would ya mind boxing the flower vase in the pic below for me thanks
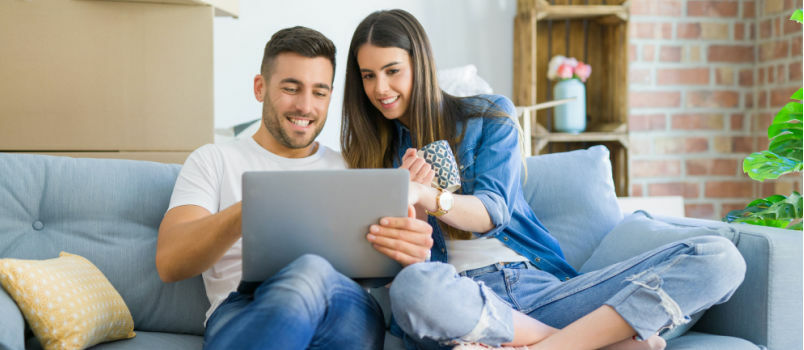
[553,78,586,133]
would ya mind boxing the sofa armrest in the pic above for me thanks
[0,287,25,350]
[655,215,802,349]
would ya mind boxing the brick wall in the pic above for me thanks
[628,0,803,220]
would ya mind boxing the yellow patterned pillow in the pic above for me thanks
[0,252,135,350]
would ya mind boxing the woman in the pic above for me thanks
[342,9,745,350]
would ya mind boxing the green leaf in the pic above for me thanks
[767,123,802,140]
[792,9,804,23]
[769,134,804,161]
[743,151,803,181]
[794,88,803,101]
[724,192,803,230]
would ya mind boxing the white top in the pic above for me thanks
[168,137,346,322]
[446,237,529,274]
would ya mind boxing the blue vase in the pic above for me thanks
[553,78,586,133]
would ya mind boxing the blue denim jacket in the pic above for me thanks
[392,94,579,280]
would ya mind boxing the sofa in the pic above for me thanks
[0,149,801,350]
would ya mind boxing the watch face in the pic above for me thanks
[439,190,454,211]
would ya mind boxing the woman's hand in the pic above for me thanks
[400,148,435,186]
[367,205,434,266]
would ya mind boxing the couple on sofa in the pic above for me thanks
[156,9,745,350]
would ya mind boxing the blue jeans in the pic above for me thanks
[390,236,746,349]
[204,254,385,350]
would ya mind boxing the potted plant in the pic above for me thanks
[723,10,803,230]
[547,55,592,133]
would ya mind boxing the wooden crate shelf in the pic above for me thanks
[514,0,631,195]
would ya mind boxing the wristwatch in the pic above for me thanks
[426,187,454,217]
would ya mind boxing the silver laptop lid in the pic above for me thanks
[241,169,409,282]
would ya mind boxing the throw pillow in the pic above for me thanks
[579,211,738,341]
[0,252,135,350]
[522,145,622,269]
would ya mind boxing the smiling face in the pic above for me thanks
[253,52,333,158]
[356,44,414,125]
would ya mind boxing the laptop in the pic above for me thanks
[241,169,409,285]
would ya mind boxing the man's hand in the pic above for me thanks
[367,205,433,266]
[400,148,435,186]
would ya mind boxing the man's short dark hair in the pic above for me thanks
[260,26,336,81]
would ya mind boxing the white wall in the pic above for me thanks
[213,0,516,150]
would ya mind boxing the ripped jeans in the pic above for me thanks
[389,236,746,349]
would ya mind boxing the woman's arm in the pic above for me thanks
[412,182,494,233]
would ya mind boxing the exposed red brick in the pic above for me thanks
[654,137,685,154]
[760,19,773,39]
[659,46,682,62]
[784,14,802,34]
[745,92,754,108]
[629,114,666,131]
[631,183,644,197]
[657,68,709,85]
[688,1,739,17]
[631,0,683,16]
[756,112,774,132]
[630,91,682,108]
[757,136,770,150]
[629,137,652,155]
[678,23,702,39]
[686,203,715,219]
[793,35,802,56]
[685,137,709,153]
[758,68,766,84]
[771,86,800,107]
[633,22,659,39]
[790,61,802,82]
[735,23,745,40]
[648,182,700,199]
[662,23,673,39]
[629,68,652,84]
[759,41,789,62]
[705,181,754,198]
[738,69,754,86]
[759,90,768,108]
[686,91,740,108]
[768,66,776,83]
[686,158,740,176]
[672,114,725,130]
[632,160,682,178]
[708,45,755,63]
[776,64,787,83]
[716,67,735,85]
[731,114,745,130]
[643,44,656,62]
[722,203,749,216]
[630,44,638,63]
[743,1,756,18]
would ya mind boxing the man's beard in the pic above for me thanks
[262,100,323,150]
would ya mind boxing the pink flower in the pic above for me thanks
[557,64,573,79]
[574,63,592,82]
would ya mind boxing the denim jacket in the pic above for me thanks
[392,94,579,280]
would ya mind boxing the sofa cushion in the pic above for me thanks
[522,145,622,269]
[0,252,136,349]
[0,285,25,350]
[26,331,203,350]
[0,154,209,335]
[580,211,738,273]
[665,331,761,350]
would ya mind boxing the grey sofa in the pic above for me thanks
[0,152,801,350]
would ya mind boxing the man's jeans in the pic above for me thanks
[204,254,385,350]
[390,236,746,348]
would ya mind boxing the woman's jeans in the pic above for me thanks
[390,236,746,348]
[203,254,385,350]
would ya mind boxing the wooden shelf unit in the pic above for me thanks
[514,0,631,196]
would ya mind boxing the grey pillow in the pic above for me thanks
[580,211,738,341]
[523,145,622,270]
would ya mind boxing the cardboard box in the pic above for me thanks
[0,0,214,155]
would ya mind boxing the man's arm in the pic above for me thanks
[156,202,242,283]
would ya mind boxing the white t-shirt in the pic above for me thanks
[167,137,347,321]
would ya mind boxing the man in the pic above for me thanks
[156,26,433,350]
